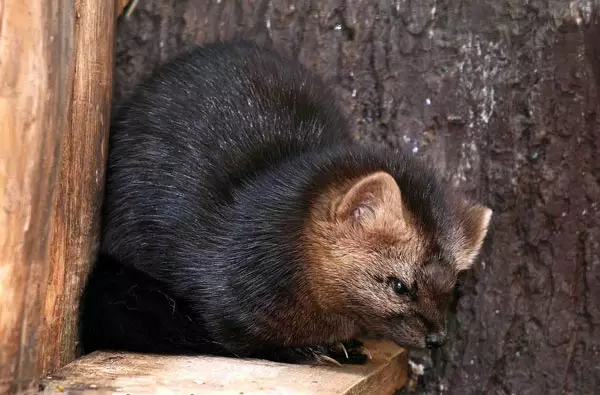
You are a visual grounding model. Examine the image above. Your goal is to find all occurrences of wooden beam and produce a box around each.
[38,0,116,381]
[0,1,75,393]
[38,341,407,394]
[0,0,115,393]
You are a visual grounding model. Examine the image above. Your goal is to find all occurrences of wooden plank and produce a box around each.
[38,341,407,395]
[0,0,75,394]
[38,0,115,379]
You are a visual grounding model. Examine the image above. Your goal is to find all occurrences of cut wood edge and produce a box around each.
[37,340,407,394]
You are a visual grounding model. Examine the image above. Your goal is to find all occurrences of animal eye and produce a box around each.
[352,203,375,220]
[392,279,410,296]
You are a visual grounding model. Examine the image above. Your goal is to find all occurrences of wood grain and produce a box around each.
[0,0,115,393]
[40,0,115,381]
[39,340,407,395]
[0,0,74,393]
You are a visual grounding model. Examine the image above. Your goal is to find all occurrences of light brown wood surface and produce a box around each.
[0,0,115,393]
[0,0,75,393]
[39,341,407,395]
[39,0,115,379]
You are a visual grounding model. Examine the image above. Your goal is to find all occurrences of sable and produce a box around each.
[80,40,492,364]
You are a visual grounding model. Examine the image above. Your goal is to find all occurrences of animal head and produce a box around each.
[305,171,492,349]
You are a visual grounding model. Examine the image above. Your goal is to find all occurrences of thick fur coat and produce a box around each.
[81,40,491,364]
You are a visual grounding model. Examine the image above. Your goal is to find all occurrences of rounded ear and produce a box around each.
[455,204,493,271]
[334,171,404,223]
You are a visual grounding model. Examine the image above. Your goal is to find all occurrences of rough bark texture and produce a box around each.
[113,1,600,394]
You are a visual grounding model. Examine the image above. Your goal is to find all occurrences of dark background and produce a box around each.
[113,1,600,393]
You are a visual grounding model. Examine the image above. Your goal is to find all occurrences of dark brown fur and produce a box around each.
[81,40,492,365]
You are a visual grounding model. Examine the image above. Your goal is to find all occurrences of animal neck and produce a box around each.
[208,147,367,346]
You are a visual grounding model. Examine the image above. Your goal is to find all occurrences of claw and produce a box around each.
[319,355,342,367]
[340,342,349,359]
[362,346,372,360]
[317,355,342,367]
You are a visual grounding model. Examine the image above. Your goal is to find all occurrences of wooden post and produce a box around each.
[0,0,115,393]
[0,1,74,393]
[38,0,115,379]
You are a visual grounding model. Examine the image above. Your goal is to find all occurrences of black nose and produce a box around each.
[425,333,446,348]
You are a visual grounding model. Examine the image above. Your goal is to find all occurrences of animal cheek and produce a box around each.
[390,302,414,317]
[389,321,426,348]
[428,306,449,331]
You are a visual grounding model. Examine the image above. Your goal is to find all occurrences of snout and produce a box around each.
[425,332,446,349]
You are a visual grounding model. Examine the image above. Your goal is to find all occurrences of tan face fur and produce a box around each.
[305,171,492,349]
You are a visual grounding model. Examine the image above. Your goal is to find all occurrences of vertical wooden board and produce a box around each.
[39,0,116,379]
[0,0,75,394]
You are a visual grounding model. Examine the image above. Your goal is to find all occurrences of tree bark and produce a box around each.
[112,0,600,393]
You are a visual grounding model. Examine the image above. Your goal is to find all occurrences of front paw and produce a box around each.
[253,345,340,366]
[327,339,371,365]
[254,340,371,366]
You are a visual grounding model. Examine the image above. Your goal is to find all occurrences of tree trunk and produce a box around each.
[112,1,600,393]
